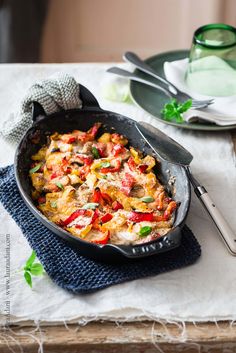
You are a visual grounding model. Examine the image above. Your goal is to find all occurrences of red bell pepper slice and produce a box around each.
[50,172,58,180]
[92,188,102,203]
[101,192,112,205]
[92,189,112,205]
[75,224,84,229]
[61,209,90,227]
[76,123,102,143]
[112,201,123,211]
[89,122,102,139]
[65,167,72,174]
[129,212,154,223]
[78,165,90,180]
[101,213,113,223]
[90,209,99,224]
[137,164,148,173]
[121,173,136,196]
[38,196,46,204]
[91,231,110,245]
[76,154,93,166]
[97,147,106,158]
[100,159,121,173]
[113,144,125,157]
[127,157,136,171]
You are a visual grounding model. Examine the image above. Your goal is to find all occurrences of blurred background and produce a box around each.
[0,0,236,63]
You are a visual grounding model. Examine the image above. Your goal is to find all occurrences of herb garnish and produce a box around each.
[139,226,152,237]
[82,203,99,210]
[92,146,100,159]
[50,201,57,208]
[100,162,111,168]
[161,99,192,123]
[29,163,42,174]
[56,182,64,190]
[23,251,44,288]
[140,196,155,203]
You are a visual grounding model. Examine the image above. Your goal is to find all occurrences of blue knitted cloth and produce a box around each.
[0,165,201,293]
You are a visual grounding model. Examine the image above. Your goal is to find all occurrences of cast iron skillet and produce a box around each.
[14,85,191,262]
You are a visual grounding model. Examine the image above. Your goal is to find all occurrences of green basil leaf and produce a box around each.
[178,99,192,113]
[56,182,64,190]
[161,98,191,124]
[30,263,44,276]
[100,162,111,168]
[25,250,36,269]
[24,271,32,288]
[139,226,152,237]
[29,163,42,174]
[82,203,99,210]
[140,196,155,203]
[92,146,100,159]
[51,201,57,208]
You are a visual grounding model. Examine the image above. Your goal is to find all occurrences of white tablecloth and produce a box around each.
[0,64,236,325]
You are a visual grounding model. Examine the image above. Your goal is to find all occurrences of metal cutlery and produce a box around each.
[123,51,214,108]
[136,121,236,256]
[107,67,212,109]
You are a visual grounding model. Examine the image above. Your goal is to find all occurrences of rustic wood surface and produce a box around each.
[1,321,236,353]
[1,131,236,353]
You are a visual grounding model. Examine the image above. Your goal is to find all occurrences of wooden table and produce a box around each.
[2,321,236,352]
[1,131,236,353]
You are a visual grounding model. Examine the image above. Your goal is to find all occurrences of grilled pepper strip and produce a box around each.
[92,188,102,203]
[121,173,136,196]
[101,213,113,223]
[113,144,125,157]
[100,159,121,173]
[129,212,154,223]
[112,201,123,211]
[127,157,136,171]
[61,209,89,226]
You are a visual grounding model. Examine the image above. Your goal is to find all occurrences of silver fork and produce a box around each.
[121,51,214,109]
[107,66,212,109]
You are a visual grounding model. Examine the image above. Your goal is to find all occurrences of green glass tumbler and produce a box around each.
[186,23,236,96]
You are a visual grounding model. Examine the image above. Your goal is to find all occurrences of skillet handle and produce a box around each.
[107,227,182,259]
[32,101,46,123]
[79,84,100,109]
[32,84,100,123]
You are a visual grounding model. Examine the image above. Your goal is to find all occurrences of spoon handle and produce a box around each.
[195,185,236,256]
[123,51,178,94]
[107,67,172,97]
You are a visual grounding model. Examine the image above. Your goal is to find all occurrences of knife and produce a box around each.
[136,121,236,256]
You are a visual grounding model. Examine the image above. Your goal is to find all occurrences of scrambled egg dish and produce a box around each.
[29,123,177,245]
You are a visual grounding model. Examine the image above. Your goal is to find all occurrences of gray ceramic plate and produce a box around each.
[130,50,236,131]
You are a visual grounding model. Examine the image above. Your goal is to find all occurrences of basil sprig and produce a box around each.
[140,196,154,203]
[29,163,42,174]
[56,182,64,190]
[139,226,152,237]
[161,99,192,123]
[82,203,99,210]
[100,162,111,168]
[92,146,100,159]
[23,251,44,288]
